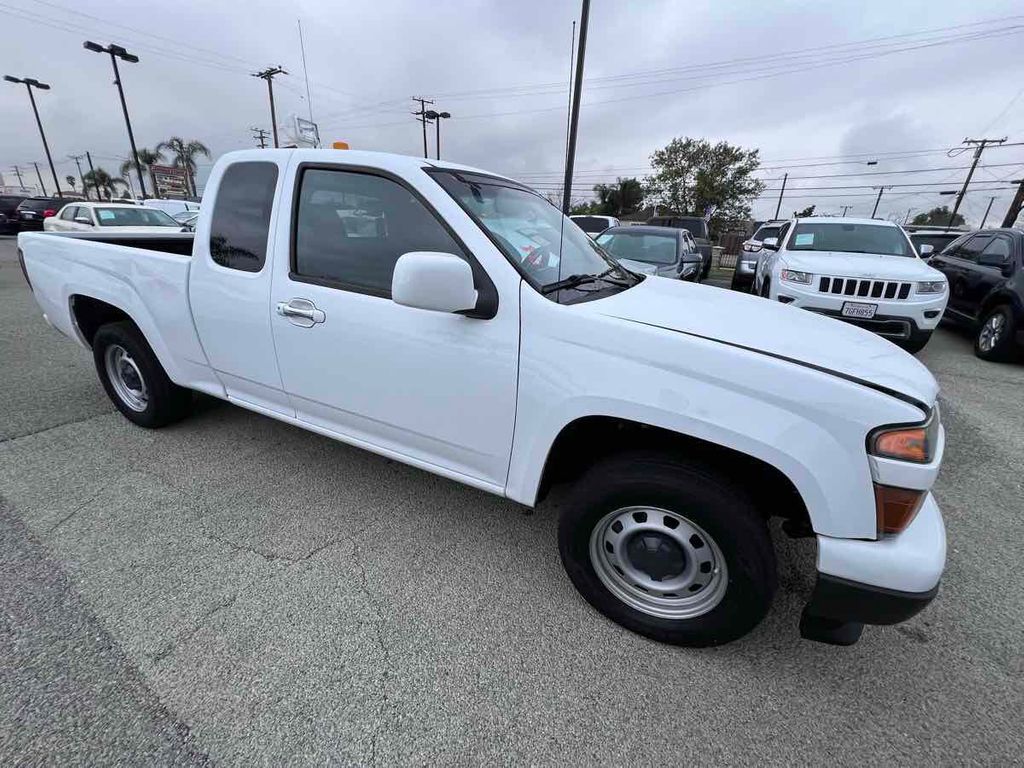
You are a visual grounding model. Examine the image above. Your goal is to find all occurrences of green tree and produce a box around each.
[82,168,127,200]
[157,137,211,197]
[644,137,765,227]
[119,147,165,182]
[65,175,77,192]
[569,200,601,215]
[593,177,644,216]
[911,206,965,227]
[793,204,816,217]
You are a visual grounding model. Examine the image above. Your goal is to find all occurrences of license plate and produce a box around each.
[841,301,877,319]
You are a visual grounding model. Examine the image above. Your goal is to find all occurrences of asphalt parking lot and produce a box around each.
[1,236,1022,765]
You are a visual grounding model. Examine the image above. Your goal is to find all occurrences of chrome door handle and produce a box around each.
[276,299,325,327]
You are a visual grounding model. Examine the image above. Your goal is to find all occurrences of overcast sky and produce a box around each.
[2,0,1023,223]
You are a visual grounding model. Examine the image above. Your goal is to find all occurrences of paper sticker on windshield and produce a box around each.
[98,210,115,221]
[794,233,814,246]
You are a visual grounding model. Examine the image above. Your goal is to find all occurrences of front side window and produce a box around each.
[595,231,677,264]
[431,170,633,298]
[209,161,279,272]
[785,222,915,257]
[981,236,1011,263]
[293,168,465,296]
[956,235,990,263]
[60,206,76,221]
[753,225,780,242]
[95,207,179,227]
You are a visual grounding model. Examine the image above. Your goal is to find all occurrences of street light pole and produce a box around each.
[871,186,891,218]
[562,0,590,214]
[424,110,451,160]
[979,196,996,229]
[83,42,147,199]
[774,173,788,219]
[4,75,62,198]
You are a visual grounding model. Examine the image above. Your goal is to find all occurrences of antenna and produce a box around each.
[298,19,317,146]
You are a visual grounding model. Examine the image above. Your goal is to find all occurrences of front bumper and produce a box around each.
[801,492,945,645]
[774,278,947,335]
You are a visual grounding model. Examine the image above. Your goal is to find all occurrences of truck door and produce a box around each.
[268,163,519,489]
[189,157,293,416]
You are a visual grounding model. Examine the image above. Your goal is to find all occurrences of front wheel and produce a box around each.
[974,305,1018,362]
[898,329,932,354]
[93,321,192,428]
[760,278,771,299]
[558,451,777,647]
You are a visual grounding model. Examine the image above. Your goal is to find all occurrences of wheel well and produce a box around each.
[70,295,132,346]
[536,416,809,526]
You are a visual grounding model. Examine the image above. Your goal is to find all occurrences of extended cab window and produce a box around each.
[209,162,279,272]
[293,168,465,296]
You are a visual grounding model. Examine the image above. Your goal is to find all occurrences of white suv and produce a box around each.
[754,218,948,352]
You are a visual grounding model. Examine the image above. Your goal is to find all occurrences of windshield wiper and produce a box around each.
[541,268,632,294]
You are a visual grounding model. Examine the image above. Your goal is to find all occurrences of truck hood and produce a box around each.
[592,276,938,408]
[780,252,942,281]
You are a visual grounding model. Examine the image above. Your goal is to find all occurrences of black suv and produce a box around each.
[0,195,27,235]
[929,228,1024,361]
[13,196,67,232]
[647,215,713,278]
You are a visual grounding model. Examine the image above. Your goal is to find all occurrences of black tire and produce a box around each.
[897,330,932,354]
[760,278,771,299]
[92,321,192,428]
[974,305,1018,362]
[558,451,777,647]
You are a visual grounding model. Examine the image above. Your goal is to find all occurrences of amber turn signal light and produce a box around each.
[874,484,925,534]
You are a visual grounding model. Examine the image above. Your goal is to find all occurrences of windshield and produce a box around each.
[786,222,916,257]
[95,207,180,227]
[572,216,611,233]
[595,231,677,264]
[675,218,708,239]
[910,233,958,253]
[431,171,626,292]
[752,225,780,242]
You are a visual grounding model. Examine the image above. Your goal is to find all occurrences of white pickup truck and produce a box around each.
[17,149,947,647]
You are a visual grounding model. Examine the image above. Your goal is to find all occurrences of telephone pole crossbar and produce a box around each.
[250,127,271,149]
[411,97,434,159]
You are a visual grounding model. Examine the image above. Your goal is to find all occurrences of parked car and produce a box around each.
[13,196,68,231]
[732,220,785,291]
[172,210,200,231]
[144,198,201,217]
[928,228,1024,361]
[594,225,703,280]
[647,215,713,278]
[754,217,948,353]
[18,149,946,648]
[569,214,619,238]
[0,194,27,234]
[44,202,184,233]
[906,229,963,259]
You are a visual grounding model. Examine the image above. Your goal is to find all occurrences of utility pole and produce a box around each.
[1001,178,1024,228]
[411,97,434,159]
[840,204,852,217]
[83,42,147,199]
[561,0,590,214]
[32,162,47,195]
[85,151,102,200]
[871,186,891,218]
[250,127,270,148]
[774,173,788,219]
[947,137,1007,230]
[903,208,913,225]
[4,75,62,198]
[69,154,88,199]
[979,196,996,229]
[10,165,25,189]
[252,66,287,148]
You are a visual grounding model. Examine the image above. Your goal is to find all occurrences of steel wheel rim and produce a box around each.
[589,506,728,620]
[104,344,148,412]
[979,314,1005,352]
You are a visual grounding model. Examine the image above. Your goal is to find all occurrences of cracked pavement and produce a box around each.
[1,237,1022,765]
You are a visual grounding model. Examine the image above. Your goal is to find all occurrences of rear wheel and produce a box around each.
[760,278,771,299]
[93,321,192,428]
[974,305,1018,362]
[558,451,777,647]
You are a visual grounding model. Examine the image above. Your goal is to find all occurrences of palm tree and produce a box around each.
[82,168,128,200]
[157,137,210,198]
[119,147,165,182]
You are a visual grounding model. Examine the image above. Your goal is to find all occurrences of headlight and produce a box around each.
[742,242,762,252]
[780,269,812,284]
[680,262,698,276]
[869,405,940,464]
[916,280,946,294]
